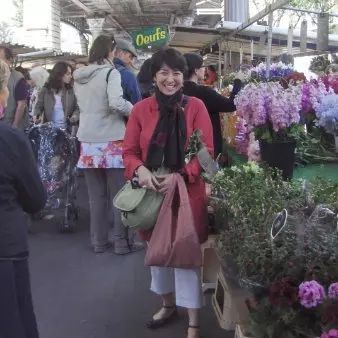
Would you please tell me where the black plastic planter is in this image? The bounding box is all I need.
[259,140,296,180]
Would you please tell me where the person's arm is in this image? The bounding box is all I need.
[13,78,28,128]
[125,71,142,105]
[183,99,214,184]
[69,89,80,122]
[107,69,133,117]
[202,86,236,113]
[122,104,144,180]
[202,80,242,114]
[14,132,46,213]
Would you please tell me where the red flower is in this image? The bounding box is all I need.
[322,303,338,326]
[268,278,299,306]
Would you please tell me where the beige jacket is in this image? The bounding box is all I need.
[73,62,133,143]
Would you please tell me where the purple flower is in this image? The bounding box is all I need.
[298,281,326,308]
[321,329,338,338]
[328,283,338,300]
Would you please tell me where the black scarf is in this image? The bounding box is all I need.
[145,87,187,171]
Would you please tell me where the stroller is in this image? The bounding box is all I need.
[28,123,79,232]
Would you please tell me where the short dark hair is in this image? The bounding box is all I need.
[184,53,204,79]
[0,46,14,61]
[150,48,187,78]
[45,61,71,93]
[15,66,31,80]
[89,35,117,65]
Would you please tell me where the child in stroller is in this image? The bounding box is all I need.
[28,123,79,232]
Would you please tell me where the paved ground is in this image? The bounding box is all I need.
[28,178,233,338]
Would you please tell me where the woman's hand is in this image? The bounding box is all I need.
[156,174,175,195]
[33,115,41,124]
[137,166,159,191]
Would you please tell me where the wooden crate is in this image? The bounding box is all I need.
[235,324,253,338]
[201,235,220,292]
[212,266,250,331]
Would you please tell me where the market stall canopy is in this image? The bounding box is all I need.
[16,49,87,68]
[218,21,338,57]
[0,43,42,56]
[170,21,338,65]
[60,0,199,39]
[169,25,220,53]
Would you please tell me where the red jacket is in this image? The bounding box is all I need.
[123,95,214,244]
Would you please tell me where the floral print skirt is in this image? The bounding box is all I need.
[77,140,124,169]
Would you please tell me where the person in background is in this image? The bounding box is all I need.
[33,61,79,129]
[73,35,143,255]
[123,48,214,338]
[15,66,33,117]
[114,39,142,104]
[29,66,50,115]
[183,53,242,158]
[137,58,155,99]
[68,59,77,70]
[75,61,88,70]
[0,59,46,338]
[203,65,218,86]
[0,46,30,131]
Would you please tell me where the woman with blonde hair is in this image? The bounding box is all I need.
[29,66,50,116]
[0,59,46,338]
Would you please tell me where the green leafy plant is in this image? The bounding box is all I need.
[212,163,338,338]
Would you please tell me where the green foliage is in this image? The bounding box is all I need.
[310,55,332,75]
[212,163,338,337]
[296,129,337,165]
[12,0,24,27]
[0,22,13,43]
[254,123,305,142]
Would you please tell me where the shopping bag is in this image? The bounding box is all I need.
[144,173,202,269]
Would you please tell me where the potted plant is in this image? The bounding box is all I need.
[234,82,304,179]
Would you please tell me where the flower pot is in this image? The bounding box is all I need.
[259,140,296,180]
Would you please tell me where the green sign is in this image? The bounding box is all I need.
[132,25,169,49]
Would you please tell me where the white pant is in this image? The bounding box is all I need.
[150,266,203,309]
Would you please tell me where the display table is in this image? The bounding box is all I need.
[227,147,338,182]
[294,163,338,182]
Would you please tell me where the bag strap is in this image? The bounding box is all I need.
[106,68,114,83]
[182,95,188,108]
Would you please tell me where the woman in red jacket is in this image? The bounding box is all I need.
[123,48,214,338]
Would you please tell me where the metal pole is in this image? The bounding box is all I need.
[218,39,222,89]
[283,6,338,18]
[266,11,273,80]
[287,25,293,55]
[224,50,228,76]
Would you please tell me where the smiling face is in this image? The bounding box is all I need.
[154,64,183,96]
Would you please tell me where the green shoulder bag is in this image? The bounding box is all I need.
[113,168,169,231]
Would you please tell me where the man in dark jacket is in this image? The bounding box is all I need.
[113,39,142,104]
[183,53,242,157]
[0,59,46,338]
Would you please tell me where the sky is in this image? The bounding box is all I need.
[0,0,16,22]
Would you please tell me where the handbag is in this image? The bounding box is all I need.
[113,167,169,231]
[144,173,202,269]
